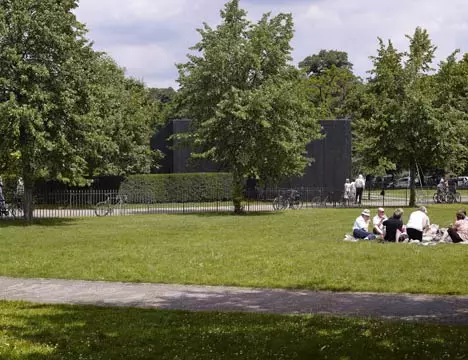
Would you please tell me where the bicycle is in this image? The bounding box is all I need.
[433,191,460,204]
[311,193,330,207]
[272,189,303,211]
[0,197,24,220]
[95,194,127,217]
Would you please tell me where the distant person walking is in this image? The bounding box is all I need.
[0,177,6,213]
[354,174,365,204]
[15,177,24,201]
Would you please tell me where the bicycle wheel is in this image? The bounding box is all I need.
[446,193,456,204]
[273,197,287,210]
[95,202,110,216]
[272,197,281,211]
[433,193,441,204]
[10,204,23,220]
[290,199,303,210]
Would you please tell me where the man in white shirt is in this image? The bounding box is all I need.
[406,206,430,241]
[352,209,376,240]
[354,174,365,204]
[372,207,387,236]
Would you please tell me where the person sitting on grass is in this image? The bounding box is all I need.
[406,206,430,241]
[458,208,468,221]
[446,211,468,243]
[383,208,404,242]
[352,209,376,240]
[372,207,387,237]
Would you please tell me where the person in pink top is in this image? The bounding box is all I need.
[447,211,468,243]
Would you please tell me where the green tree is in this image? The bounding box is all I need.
[0,1,161,220]
[177,0,321,212]
[81,56,161,177]
[305,65,362,119]
[298,49,353,77]
[0,0,97,219]
[354,27,468,205]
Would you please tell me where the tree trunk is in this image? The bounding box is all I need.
[409,160,417,207]
[23,180,34,222]
[20,123,34,222]
[232,172,244,214]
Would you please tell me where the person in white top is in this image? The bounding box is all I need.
[372,207,387,236]
[354,174,365,204]
[406,206,430,241]
[343,179,351,205]
[352,209,376,240]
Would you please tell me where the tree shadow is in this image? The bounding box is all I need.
[0,218,80,228]
[171,211,282,217]
[1,298,467,360]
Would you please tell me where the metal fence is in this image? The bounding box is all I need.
[0,187,465,220]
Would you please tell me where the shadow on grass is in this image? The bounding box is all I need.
[0,218,80,228]
[171,210,282,217]
[1,300,467,360]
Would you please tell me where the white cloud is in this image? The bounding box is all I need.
[74,0,468,87]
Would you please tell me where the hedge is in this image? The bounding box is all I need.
[119,173,233,203]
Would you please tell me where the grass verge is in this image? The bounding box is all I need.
[0,205,467,294]
[0,301,467,360]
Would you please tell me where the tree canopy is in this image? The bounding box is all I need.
[177,0,321,212]
[353,27,468,205]
[299,49,353,77]
[0,0,161,219]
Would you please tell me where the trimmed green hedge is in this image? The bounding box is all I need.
[120,173,233,203]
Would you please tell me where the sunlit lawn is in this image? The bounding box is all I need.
[0,301,467,360]
[0,205,467,294]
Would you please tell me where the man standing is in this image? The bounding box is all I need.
[354,174,365,204]
[372,207,387,237]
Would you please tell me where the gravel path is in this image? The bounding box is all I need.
[1,276,467,325]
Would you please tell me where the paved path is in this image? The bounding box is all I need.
[1,277,467,325]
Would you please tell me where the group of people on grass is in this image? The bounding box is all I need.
[344,175,365,205]
[351,206,468,243]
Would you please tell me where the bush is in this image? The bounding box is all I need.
[120,173,233,203]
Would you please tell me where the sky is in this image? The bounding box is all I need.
[74,0,468,89]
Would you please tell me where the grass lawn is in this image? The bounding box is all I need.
[0,205,467,294]
[0,300,467,360]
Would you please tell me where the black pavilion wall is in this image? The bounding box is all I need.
[151,119,352,189]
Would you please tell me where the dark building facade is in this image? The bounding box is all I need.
[151,119,352,191]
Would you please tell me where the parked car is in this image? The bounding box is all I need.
[456,176,468,188]
[388,177,421,189]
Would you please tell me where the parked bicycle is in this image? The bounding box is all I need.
[311,193,331,207]
[272,189,303,210]
[95,194,128,217]
[0,197,24,220]
[433,191,461,204]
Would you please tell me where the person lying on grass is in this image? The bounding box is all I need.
[352,209,376,240]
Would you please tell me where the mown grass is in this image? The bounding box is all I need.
[0,205,467,294]
[0,301,467,360]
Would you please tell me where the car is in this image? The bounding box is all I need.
[392,177,421,189]
[455,176,468,187]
